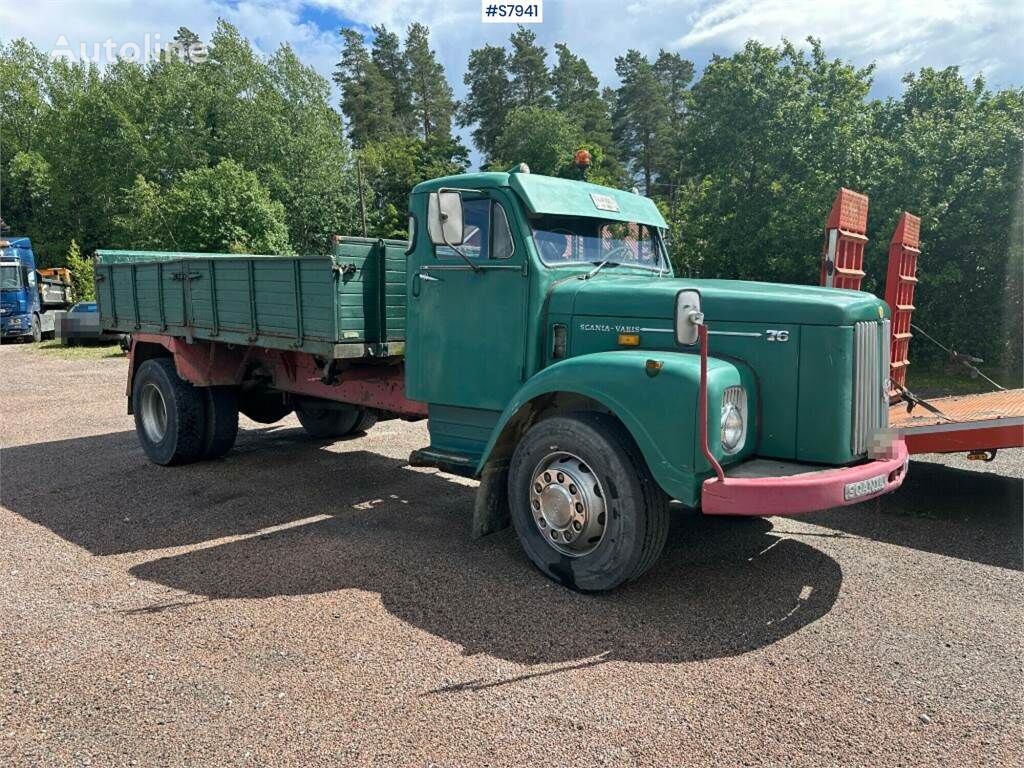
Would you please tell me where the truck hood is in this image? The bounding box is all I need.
[550,273,886,326]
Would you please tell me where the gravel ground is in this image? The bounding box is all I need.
[1,342,1021,767]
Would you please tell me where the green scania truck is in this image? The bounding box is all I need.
[97,167,908,591]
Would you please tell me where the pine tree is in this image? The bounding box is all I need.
[371,25,413,134]
[459,44,511,161]
[65,238,94,301]
[652,50,694,193]
[612,49,671,193]
[404,23,456,142]
[551,43,612,143]
[508,26,552,109]
[171,27,203,64]
[333,28,396,147]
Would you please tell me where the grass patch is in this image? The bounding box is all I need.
[30,339,126,359]
[906,364,1019,397]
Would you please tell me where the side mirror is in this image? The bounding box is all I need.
[427,191,464,246]
[675,289,703,345]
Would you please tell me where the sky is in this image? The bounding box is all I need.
[4,0,1022,166]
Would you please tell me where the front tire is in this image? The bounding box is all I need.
[132,358,206,465]
[508,412,670,592]
[30,315,41,343]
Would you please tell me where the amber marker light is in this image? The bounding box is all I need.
[618,333,640,346]
[645,359,664,377]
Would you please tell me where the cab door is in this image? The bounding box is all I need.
[407,192,527,412]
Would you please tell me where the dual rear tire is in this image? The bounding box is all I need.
[132,358,376,465]
[133,358,238,465]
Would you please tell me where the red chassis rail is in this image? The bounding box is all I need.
[128,333,428,419]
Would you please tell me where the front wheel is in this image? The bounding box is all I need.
[30,315,42,343]
[508,413,670,592]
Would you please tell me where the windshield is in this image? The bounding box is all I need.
[531,216,668,272]
[0,265,23,291]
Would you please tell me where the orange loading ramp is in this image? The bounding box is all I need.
[817,189,1023,456]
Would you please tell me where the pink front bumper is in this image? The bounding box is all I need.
[701,439,909,516]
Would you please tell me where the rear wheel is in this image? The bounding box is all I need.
[202,387,239,459]
[508,412,670,592]
[132,358,205,465]
[295,401,376,438]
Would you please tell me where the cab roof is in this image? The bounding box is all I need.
[412,171,667,229]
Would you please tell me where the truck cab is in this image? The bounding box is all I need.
[403,168,907,588]
[1,237,43,342]
[0,237,73,342]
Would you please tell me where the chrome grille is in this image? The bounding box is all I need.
[852,320,890,455]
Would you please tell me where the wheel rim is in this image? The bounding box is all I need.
[529,451,607,557]
[139,382,168,443]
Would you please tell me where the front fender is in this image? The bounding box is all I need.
[478,350,753,507]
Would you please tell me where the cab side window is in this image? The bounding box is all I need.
[434,198,515,261]
[491,202,514,260]
[436,198,490,260]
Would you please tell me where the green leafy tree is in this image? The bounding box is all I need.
[263,44,357,253]
[359,135,468,237]
[492,106,582,176]
[673,39,876,282]
[115,160,290,253]
[404,23,456,142]
[867,69,1024,372]
[6,151,53,233]
[65,239,94,301]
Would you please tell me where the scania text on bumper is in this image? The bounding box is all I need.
[701,439,909,516]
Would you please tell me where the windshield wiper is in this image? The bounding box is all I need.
[581,260,619,280]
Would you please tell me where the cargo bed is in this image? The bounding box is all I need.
[890,389,1024,454]
[95,237,408,360]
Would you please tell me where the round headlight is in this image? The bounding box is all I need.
[721,403,744,453]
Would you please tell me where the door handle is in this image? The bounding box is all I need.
[412,271,439,298]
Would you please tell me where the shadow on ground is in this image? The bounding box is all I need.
[807,457,1022,570]
[3,427,846,664]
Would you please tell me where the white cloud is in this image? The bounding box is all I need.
[0,1,341,83]
[671,0,1021,88]
[6,1,1020,92]
[2,0,1020,148]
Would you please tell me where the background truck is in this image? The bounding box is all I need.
[96,168,908,591]
[0,237,74,342]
